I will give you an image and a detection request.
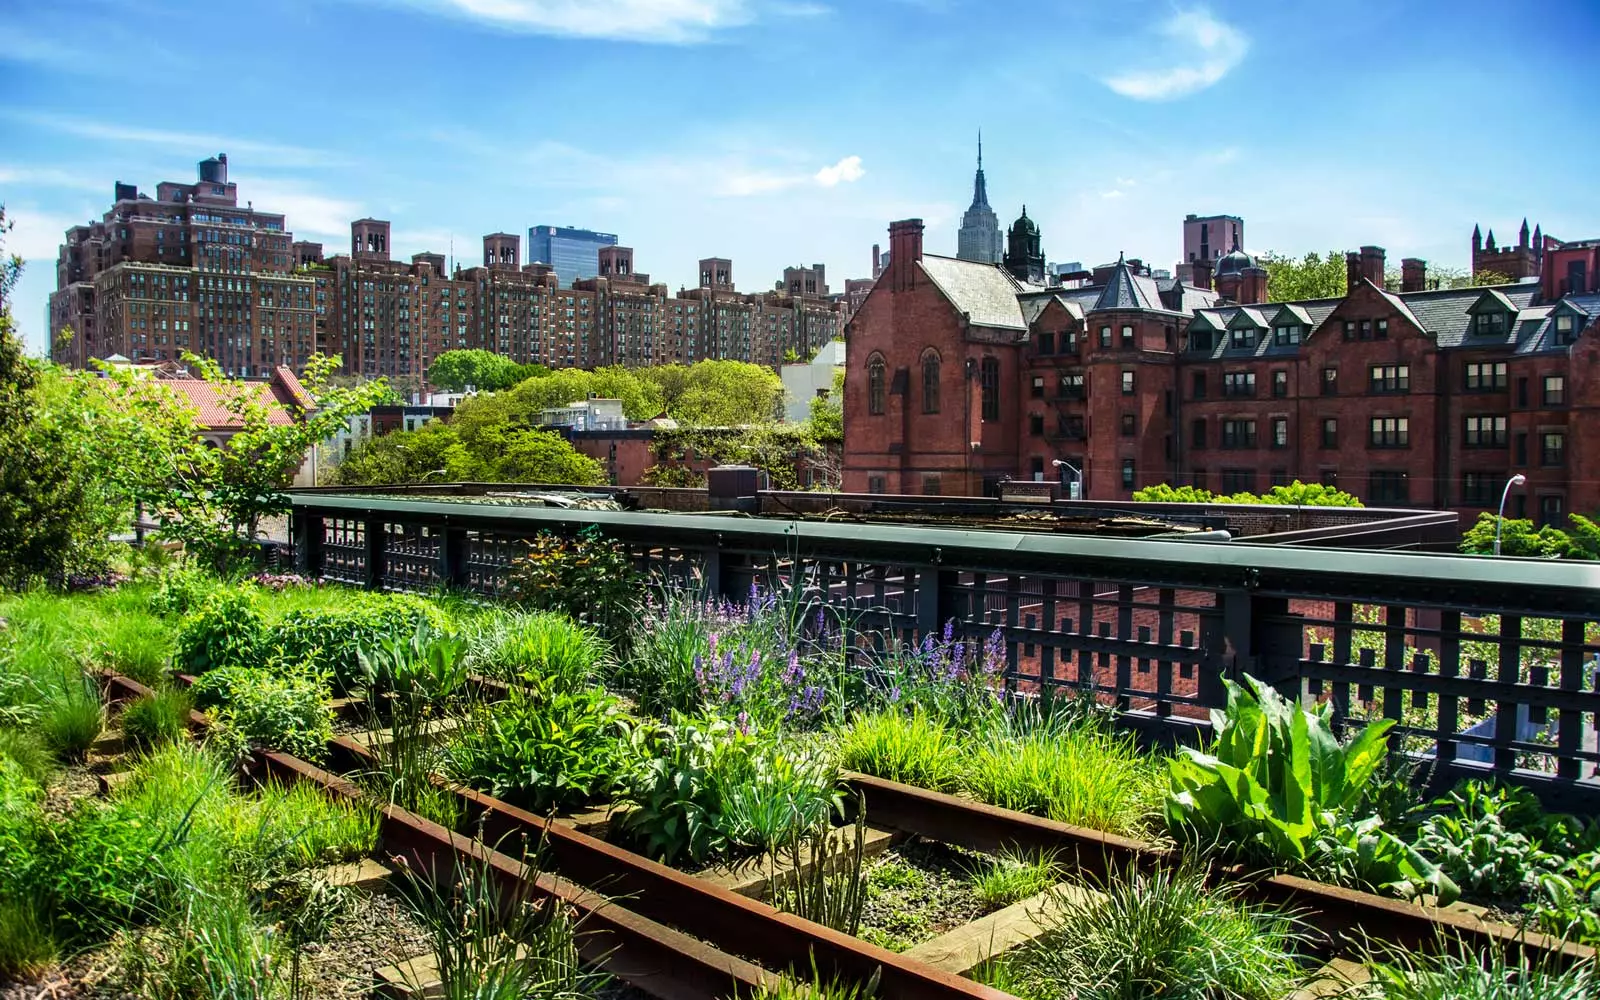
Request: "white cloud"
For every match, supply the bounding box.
[814,155,864,187]
[1103,8,1248,101]
[0,165,106,193]
[1099,189,1125,200]
[5,205,83,261]
[4,112,346,169]
[386,0,755,42]
[236,179,364,240]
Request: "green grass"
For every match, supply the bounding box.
[837,709,965,792]
[1360,945,1597,999]
[965,848,1062,909]
[472,610,610,690]
[39,686,104,762]
[963,727,1161,837]
[0,729,52,784]
[984,861,1306,1000]
[0,895,57,980]
[119,688,193,753]
[94,613,176,686]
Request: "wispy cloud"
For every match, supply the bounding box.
[4,112,348,169]
[379,0,757,43]
[5,205,84,261]
[236,178,364,239]
[1103,8,1248,101]
[0,165,108,194]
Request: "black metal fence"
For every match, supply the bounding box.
[289,493,1600,807]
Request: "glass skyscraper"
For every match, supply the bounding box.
[527,226,618,286]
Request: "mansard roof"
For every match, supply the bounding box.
[917,253,1027,331]
[1402,283,1540,348]
[1514,295,1600,354]
[1186,299,1340,361]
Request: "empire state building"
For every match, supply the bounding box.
[956,134,1002,264]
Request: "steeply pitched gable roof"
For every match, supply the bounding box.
[1092,259,1161,312]
[917,254,1026,330]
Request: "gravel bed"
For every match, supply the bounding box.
[857,838,991,952]
[296,887,432,999]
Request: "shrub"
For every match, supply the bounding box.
[119,688,194,754]
[149,566,225,617]
[988,861,1306,1000]
[478,611,610,691]
[837,710,965,792]
[965,727,1160,837]
[204,668,334,763]
[354,619,471,709]
[174,589,266,674]
[1413,781,1549,899]
[446,684,632,813]
[506,525,641,642]
[40,683,104,763]
[1165,674,1455,903]
[274,593,450,687]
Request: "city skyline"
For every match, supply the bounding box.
[6,0,1600,356]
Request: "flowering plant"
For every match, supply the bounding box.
[870,621,1008,727]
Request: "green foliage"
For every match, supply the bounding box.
[506,525,641,642]
[199,667,334,763]
[965,849,1062,909]
[353,619,471,708]
[1166,675,1455,902]
[987,861,1306,1000]
[426,349,546,392]
[0,895,56,981]
[1534,850,1600,945]
[149,567,226,618]
[807,369,845,444]
[94,612,177,686]
[769,811,868,936]
[333,418,605,487]
[0,730,51,785]
[1357,943,1597,1000]
[447,684,632,813]
[1132,480,1365,507]
[837,710,965,792]
[473,611,609,691]
[1259,249,1347,301]
[647,424,828,491]
[272,592,450,687]
[39,681,104,763]
[1459,510,1598,560]
[1413,781,1548,899]
[965,727,1161,837]
[174,589,267,674]
[639,359,785,426]
[119,688,194,754]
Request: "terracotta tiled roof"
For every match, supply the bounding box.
[160,368,314,431]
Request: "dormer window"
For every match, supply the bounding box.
[1229,327,1257,349]
[1476,312,1507,336]
[1554,313,1576,346]
[1272,325,1301,346]
[1189,330,1213,353]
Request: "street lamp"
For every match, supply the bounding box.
[1052,459,1082,500]
[1494,473,1527,556]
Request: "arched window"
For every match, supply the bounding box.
[921,350,941,414]
[868,356,886,415]
[980,356,1000,421]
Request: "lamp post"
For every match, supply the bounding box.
[1053,459,1082,500]
[1494,473,1527,556]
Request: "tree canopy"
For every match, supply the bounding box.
[427,349,548,392]
[330,414,604,487]
[1459,511,1599,560]
[1132,481,1365,507]
[1259,251,1347,301]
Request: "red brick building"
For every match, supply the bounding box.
[844,218,1600,523]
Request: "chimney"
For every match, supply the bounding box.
[1345,251,1361,291]
[1400,258,1427,293]
[1359,246,1386,288]
[872,243,881,277]
[1192,257,1213,290]
[888,219,924,293]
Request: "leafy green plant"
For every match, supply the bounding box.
[986,861,1306,1000]
[966,727,1160,837]
[276,593,451,688]
[769,811,869,935]
[1413,781,1548,899]
[96,612,177,686]
[203,667,334,763]
[476,610,609,691]
[39,679,105,762]
[837,709,965,792]
[1165,675,1455,902]
[1357,940,1598,999]
[355,619,470,709]
[1533,850,1600,945]
[119,688,194,754]
[507,525,641,643]
[149,566,226,617]
[447,684,632,813]
[965,848,1062,909]
[174,589,266,674]
[0,729,51,784]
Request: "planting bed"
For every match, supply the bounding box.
[4,568,1599,1000]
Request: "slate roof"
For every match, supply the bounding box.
[918,254,1026,330]
[1512,294,1600,355]
[1019,292,1085,326]
[1398,284,1540,348]
[1186,299,1341,362]
[1092,259,1164,312]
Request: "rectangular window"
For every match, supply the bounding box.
[1360,319,1372,340]
[1321,418,1338,449]
[1270,468,1290,488]
[1376,318,1389,339]
[1222,419,1258,449]
[1192,371,1207,399]
[1121,370,1134,395]
[1037,331,1054,355]
[1464,361,1508,390]
[1230,327,1256,349]
[1058,413,1084,438]
[1221,468,1254,494]
[1121,325,1134,348]
[1461,472,1501,506]
[1273,325,1301,346]
[1191,418,1207,449]
[1189,330,1213,353]
[1099,325,1112,348]
[1121,458,1136,489]
[1369,416,1410,448]
[1121,413,1137,436]
[1271,417,1288,449]
[1464,416,1508,447]
[1543,375,1566,406]
[1514,431,1528,466]
[1554,313,1576,345]
[1542,432,1566,466]
[1321,468,1339,488]
[1058,372,1084,398]
[1321,367,1338,395]
[867,474,886,495]
[980,357,1000,421]
[1031,375,1045,398]
[1272,370,1288,397]
[1517,377,1529,407]
[1342,320,1355,341]
[1368,364,1410,394]
[1477,312,1507,336]
[1223,371,1256,397]
[922,474,941,496]
[1029,413,1044,436]
[1369,470,1409,505]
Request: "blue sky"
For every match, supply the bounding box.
[4,0,1599,354]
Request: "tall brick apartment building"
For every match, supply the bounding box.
[49,156,843,383]
[843,218,1600,523]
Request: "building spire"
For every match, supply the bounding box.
[978,129,983,171]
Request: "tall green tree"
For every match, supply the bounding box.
[427,349,517,392]
[1259,250,1348,301]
